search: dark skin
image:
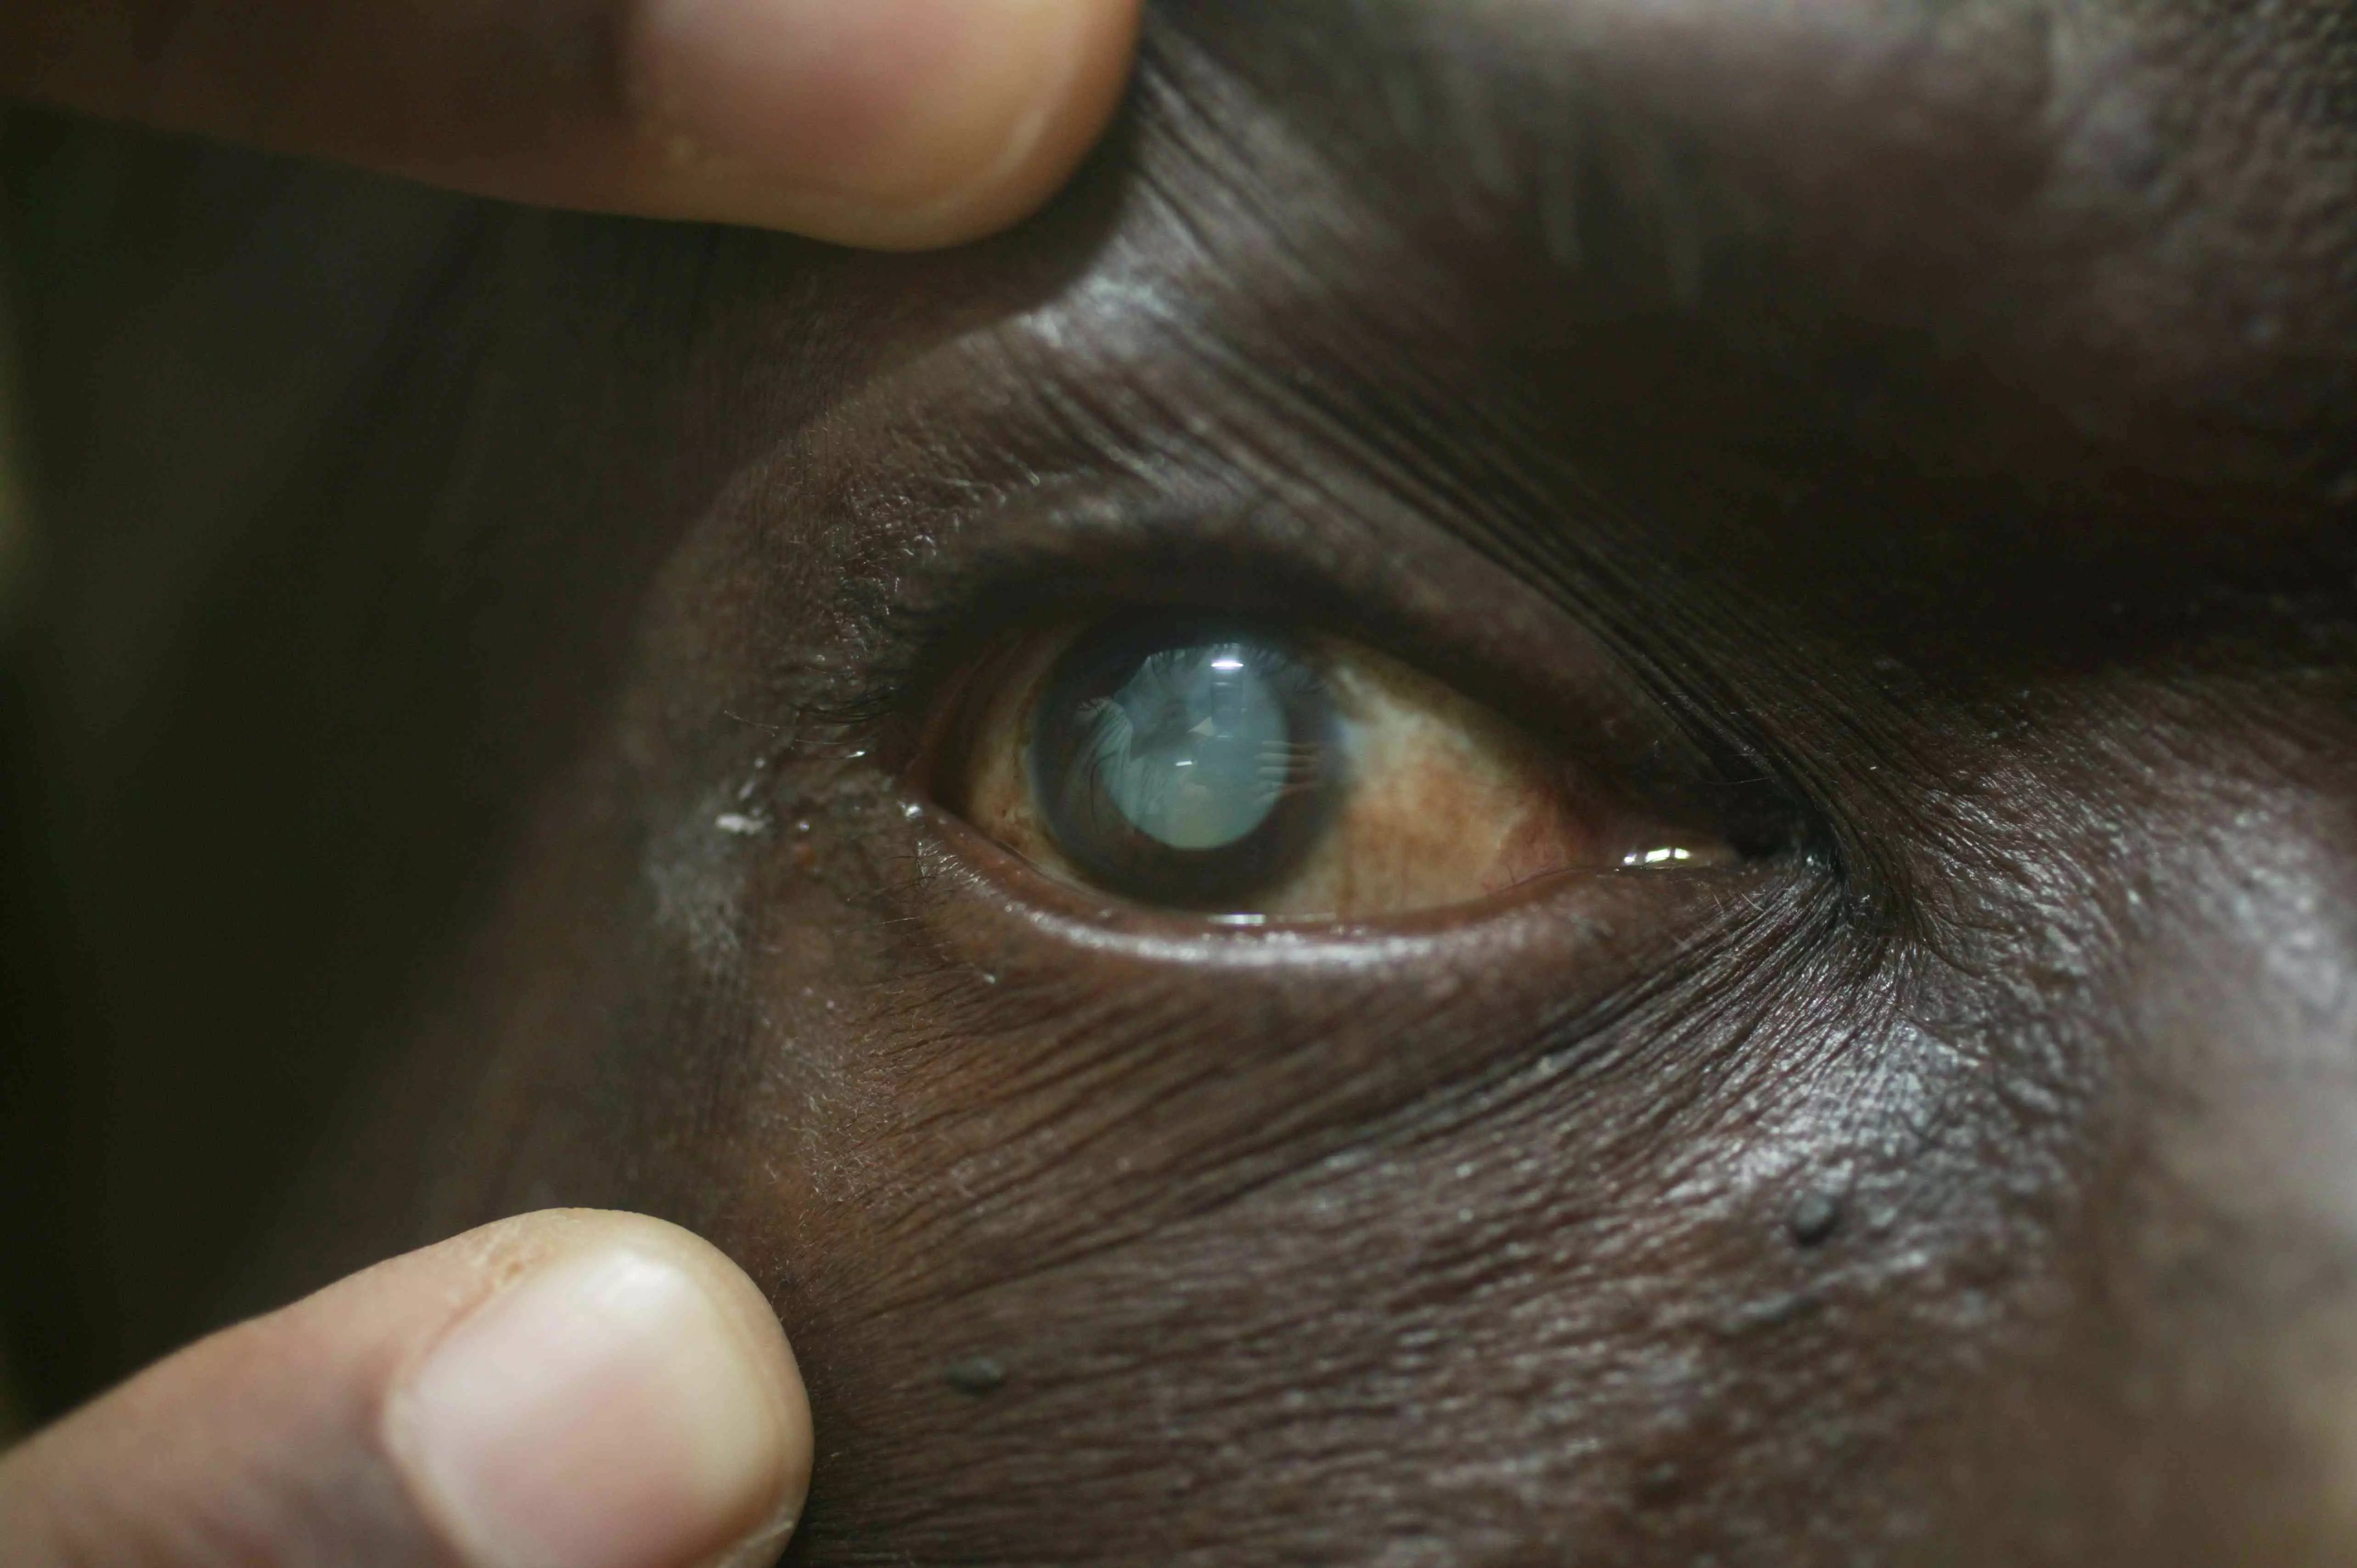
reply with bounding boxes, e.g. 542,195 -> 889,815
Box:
7,0 -> 2357,1561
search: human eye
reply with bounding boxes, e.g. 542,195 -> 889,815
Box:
933,610 -> 1740,921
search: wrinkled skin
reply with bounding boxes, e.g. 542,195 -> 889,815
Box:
7,0 -> 2357,1562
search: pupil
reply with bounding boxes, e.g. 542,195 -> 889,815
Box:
1084,643 -> 1290,850
1030,620 -> 1336,906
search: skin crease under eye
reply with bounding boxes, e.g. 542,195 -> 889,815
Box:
953,628 -> 1735,918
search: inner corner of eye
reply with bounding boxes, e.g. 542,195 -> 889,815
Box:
940,615 -> 1731,920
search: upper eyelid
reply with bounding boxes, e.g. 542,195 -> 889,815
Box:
833,329 -> 1778,772
770,326 -> 1819,842
803,471 -> 1800,867
821,479 -> 1524,733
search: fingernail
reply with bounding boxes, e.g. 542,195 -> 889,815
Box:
388,1245 -> 800,1568
628,0 -> 1092,234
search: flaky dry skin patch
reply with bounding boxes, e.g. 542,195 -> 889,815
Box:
954,628 -> 1728,919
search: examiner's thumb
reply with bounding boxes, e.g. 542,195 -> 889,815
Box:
0,1210 -> 810,1568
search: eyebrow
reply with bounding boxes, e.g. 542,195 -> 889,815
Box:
840,1 -> 2352,700
1149,0 -> 2357,512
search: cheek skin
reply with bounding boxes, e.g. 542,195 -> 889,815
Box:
951,634 -> 1729,918
690,812 -> 2047,1568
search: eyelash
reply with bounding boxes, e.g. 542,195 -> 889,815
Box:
805,496 -> 1815,873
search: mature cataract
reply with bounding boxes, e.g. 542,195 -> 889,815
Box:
949,619 -> 1729,916
8,0 -> 2357,1565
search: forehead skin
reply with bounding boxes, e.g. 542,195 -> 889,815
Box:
1266,0 -> 2357,492
8,0 -> 2357,1563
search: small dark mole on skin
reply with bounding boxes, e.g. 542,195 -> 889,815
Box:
945,1355 -> 1008,1396
1786,1189 -> 1844,1248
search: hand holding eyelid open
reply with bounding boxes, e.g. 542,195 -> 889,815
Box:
1,0 -> 1142,249
0,1210 -> 811,1568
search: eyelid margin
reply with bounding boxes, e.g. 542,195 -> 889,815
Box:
818,472 -> 1808,867
902,787 -> 1788,952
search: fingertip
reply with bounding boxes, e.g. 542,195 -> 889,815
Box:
385,1214 -> 810,1568
624,0 -> 1143,247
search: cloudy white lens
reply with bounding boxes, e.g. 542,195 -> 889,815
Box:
1080,643 -> 1292,850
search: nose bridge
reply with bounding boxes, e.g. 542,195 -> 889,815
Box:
2132,809 -> 2357,1254
2103,811 -> 2357,1557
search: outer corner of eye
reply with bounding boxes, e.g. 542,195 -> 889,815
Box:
930,614 -> 1739,922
